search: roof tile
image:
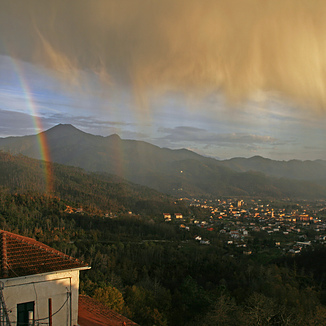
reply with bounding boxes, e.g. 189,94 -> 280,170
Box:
78,295 -> 138,326
0,230 -> 88,278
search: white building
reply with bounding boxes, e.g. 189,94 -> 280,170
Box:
0,230 -> 89,326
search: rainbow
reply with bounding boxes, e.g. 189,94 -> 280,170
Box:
8,56 -> 54,193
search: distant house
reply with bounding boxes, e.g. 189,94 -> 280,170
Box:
296,241 -> 311,247
65,206 -> 74,214
0,230 -> 89,325
298,214 -> 313,222
175,213 -> 183,219
163,213 -> 171,221
237,200 -> 243,207
289,248 -> 301,254
230,230 -> 240,238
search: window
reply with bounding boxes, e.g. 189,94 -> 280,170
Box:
17,301 -> 34,326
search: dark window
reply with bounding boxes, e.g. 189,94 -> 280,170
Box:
17,301 -> 34,326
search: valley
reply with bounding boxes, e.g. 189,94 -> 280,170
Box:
1,127 -> 326,325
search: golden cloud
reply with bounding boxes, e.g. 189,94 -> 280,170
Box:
1,0 -> 326,109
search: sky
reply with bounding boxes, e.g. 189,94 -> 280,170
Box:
1,0 -> 326,161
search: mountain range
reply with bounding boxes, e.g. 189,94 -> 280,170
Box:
1,123 -> 326,199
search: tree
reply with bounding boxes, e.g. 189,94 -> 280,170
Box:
245,292 -> 277,325
124,285 -> 168,326
93,285 -> 125,313
201,294 -> 242,326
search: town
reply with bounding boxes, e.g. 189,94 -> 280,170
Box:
164,198 -> 326,256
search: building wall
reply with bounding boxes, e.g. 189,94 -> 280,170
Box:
0,269 -> 82,326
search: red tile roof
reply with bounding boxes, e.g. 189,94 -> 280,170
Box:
0,230 -> 88,278
78,295 -> 138,326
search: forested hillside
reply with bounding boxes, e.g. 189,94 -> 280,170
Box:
0,151 -> 189,217
0,151 -> 326,325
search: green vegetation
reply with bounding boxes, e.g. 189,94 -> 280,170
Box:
0,151 -> 189,217
1,151 -> 326,325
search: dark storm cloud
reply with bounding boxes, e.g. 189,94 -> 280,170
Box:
1,0 -> 326,110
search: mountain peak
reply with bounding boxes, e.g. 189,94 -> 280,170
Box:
107,133 -> 121,141
47,124 -> 78,131
43,124 -> 88,139
46,124 -> 83,133
250,155 -> 265,160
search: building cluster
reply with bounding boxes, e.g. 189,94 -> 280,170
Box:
169,198 -> 326,255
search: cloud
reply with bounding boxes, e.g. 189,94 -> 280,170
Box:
0,104 -> 138,138
45,114 -> 133,128
32,113 -> 138,137
0,109 -> 36,136
158,126 -> 281,147
1,1 -> 326,110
